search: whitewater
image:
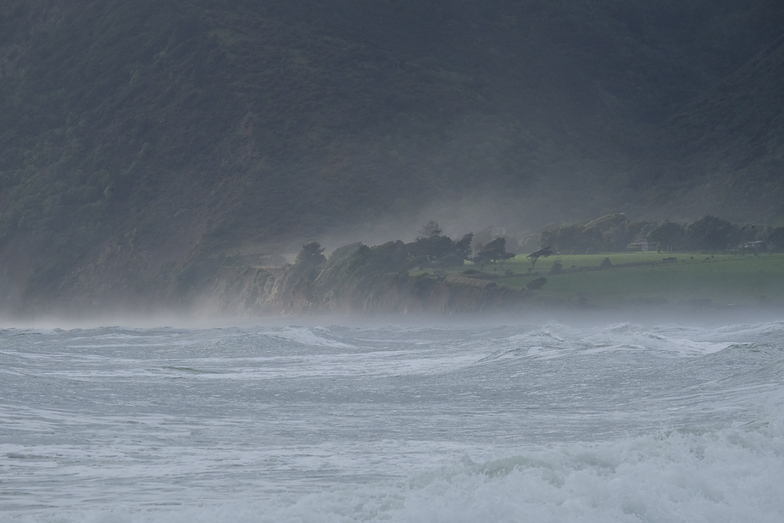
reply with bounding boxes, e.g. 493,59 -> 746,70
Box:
1,315 -> 783,522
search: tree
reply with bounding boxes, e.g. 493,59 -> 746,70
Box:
471,237 -> 514,269
454,233 -> 473,261
417,220 -> 442,238
527,246 -> 553,269
410,234 -> 454,265
295,241 -> 326,267
409,231 -> 474,269
686,216 -> 737,251
767,227 -> 784,252
648,221 -> 685,251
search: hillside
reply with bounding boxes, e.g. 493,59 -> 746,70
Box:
0,0 -> 783,315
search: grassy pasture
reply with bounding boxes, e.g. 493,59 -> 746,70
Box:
460,252 -> 784,307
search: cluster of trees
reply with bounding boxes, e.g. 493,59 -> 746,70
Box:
539,214 -> 784,254
288,212 -> 784,304
648,216 -> 784,252
294,213 -> 784,284
296,221 -> 518,274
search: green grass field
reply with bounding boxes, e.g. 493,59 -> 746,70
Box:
456,252 -> 784,307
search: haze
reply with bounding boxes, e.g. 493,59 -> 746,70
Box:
0,1 -> 782,318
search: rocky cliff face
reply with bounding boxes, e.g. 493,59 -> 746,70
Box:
198,246 -> 531,316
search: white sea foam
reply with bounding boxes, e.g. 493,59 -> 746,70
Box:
3,418 -> 782,523
1,320 -> 783,522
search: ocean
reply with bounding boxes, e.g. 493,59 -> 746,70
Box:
2,314 -> 783,522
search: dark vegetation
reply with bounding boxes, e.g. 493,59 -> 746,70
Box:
261,213 -> 784,313
538,213 -> 784,254
314,213 -> 784,281
0,0 -> 783,313
298,221 -> 475,277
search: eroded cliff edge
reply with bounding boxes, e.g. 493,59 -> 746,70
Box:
199,242 -> 531,316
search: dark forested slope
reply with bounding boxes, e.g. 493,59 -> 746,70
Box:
0,0 -> 782,314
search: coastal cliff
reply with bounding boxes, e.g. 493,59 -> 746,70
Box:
199,243 -> 530,315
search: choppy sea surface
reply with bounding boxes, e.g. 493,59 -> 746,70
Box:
1,314 -> 783,522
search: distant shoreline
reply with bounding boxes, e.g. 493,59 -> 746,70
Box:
191,249 -> 784,318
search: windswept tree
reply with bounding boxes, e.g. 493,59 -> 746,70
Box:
295,241 -> 327,267
471,237 -> 514,269
527,246 -> 553,269
418,220 -> 443,238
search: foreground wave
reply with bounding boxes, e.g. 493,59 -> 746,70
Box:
1,320 -> 783,522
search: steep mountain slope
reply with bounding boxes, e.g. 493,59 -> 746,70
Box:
640,33 -> 784,221
0,0 -> 782,314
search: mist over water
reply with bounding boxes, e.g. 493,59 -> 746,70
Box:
1,317 -> 783,522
